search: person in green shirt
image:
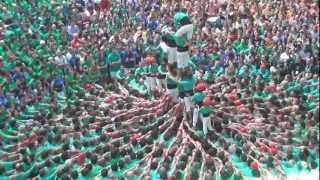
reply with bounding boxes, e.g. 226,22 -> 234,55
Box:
156,64 -> 166,91
143,55 -> 158,96
199,96 -> 213,136
178,70 -> 196,121
192,83 -> 206,128
106,47 -> 121,81
174,11 -> 193,73
166,65 -> 179,103
161,31 -> 177,65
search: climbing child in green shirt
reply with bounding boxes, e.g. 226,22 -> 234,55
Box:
199,96 -> 213,136
192,82 -> 206,128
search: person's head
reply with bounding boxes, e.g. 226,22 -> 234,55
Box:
101,168 -> 109,177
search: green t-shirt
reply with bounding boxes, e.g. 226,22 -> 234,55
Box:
166,74 -> 178,87
199,105 -> 212,115
178,78 -> 194,93
192,92 -> 205,103
107,52 -> 121,72
148,64 -> 158,74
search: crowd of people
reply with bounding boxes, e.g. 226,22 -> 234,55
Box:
0,0 -> 319,179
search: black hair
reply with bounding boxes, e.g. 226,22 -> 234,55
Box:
123,135 -> 130,143
71,170 -> 78,179
159,167 -> 167,178
150,159 -> 158,170
85,152 -> 92,160
132,138 -> 138,146
252,170 -> 261,177
39,168 -> 46,177
153,148 -> 163,158
235,147 -> 242,156
0,165 -> 4,175
180,154 -> 188,162
249,135 -> 256,143
249,151 -> 256,158
118,159 -> 125,169
95,145 -> 103,154
81,167 -> 89,176
119,148 -> 126,157
145,146 -> 153,154
85,163 -> 92,171
90,154 -> 98,164
45,159 -> 52,167
111,163 -> 118,171
217,151 -> 225,161
61,151 -> 69,161
130,152 -> 137,159
299,147 -> 309,161
62,143 -> 69,151
101,168 -> 109,177
100,133 -> 107,142
139,139 -> 146,147
310,160 -> 318,169
124,155 -> 131,164
110,147 -> 119,158
103,153 -> 111,161
137,151 -> 144,159
53,156 -> 61,164
113,140 -> 121,148
240,154 -> 248,162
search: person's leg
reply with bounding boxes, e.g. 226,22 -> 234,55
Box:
156,78 -> 162,90
177,51 -> 190,75
167,47 -> 177,65
183,96 -> 192,121
146,77 -> 154,95
168,88 -> 178,103
208,117 -> 213,131
192,105 -> 199,128
201,115 -> 208,136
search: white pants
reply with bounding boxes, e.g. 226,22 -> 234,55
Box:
175,24 -> 194,41
145,77 -> 156,93
177,51 -> 190,69
110,71 -> 116,78
160,41 -> 169,54
193,105 -> 199,127
156,79 -> 164,90
167,47 -> 177,64
167,88 -> 178,103
201,115 -> 213,135
183,96 -> 193,112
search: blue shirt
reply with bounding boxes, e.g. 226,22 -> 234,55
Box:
147,20 -> 159,31
53,79 -> 64,89
0,96 -> 8,106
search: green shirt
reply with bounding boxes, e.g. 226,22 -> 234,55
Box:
107,52 -> 121,72
199,106 -> 212,115
192,92 -> 205,103
166,74 -> 178,87
178,78 -> 195,93
148,64 -> 158,74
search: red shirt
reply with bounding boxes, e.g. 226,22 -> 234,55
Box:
234,99 -> 242,106
130,133 -> 140,141
100,0 -> 111,10
250,161 -> 259,170
76,152 -> 85,166
110,131 -> 119,139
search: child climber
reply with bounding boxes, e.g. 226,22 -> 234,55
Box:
199,96 -> 213,136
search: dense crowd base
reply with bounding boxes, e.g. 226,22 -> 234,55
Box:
0,81 -> 318,179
